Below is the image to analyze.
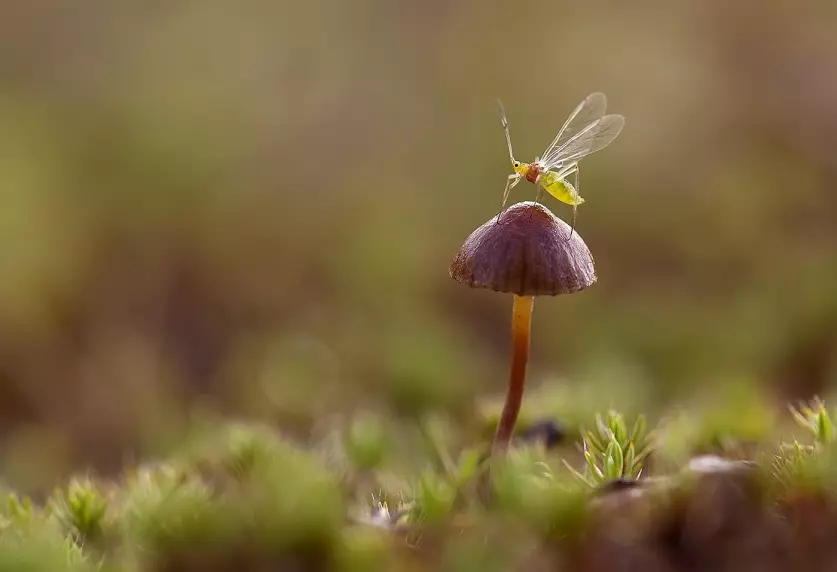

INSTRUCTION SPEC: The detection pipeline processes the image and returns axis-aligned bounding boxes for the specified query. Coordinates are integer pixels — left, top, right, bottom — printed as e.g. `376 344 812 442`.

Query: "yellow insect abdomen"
540 171 584 206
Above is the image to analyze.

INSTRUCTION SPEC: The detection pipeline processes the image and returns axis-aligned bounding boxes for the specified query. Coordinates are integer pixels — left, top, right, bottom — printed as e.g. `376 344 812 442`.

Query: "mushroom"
449 201 596 455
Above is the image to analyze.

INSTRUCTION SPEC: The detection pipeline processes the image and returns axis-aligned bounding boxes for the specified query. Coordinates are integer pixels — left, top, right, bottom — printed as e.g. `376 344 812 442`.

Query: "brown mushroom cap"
449 201 596 296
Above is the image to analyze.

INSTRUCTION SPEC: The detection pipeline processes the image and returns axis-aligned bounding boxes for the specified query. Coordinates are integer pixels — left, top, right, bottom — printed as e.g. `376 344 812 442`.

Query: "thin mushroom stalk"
492 294 534 454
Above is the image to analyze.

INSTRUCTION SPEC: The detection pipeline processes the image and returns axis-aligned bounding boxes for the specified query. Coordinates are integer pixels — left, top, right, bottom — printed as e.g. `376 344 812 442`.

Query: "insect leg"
554 161 577 178
558 165 579 241
496 174 521 222
534 183 544 205
568 166 580 240
501 174 520 210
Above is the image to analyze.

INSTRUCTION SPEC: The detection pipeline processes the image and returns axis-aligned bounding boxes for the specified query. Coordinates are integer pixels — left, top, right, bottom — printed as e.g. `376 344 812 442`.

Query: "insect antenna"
496 99 516 166
495 100 520 223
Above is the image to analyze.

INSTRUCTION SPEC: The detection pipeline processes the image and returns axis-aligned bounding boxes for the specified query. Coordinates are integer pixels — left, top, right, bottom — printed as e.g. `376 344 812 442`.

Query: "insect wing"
539 92 607 162
542 114 624 168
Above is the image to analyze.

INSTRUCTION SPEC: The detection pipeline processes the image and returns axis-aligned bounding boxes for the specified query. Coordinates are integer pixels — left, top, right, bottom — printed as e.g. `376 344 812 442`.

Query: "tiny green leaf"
595 414 609 440
586 429 605 453
584 448 599 476
789 405 810 431
632 414 647 442
816 409 833 444
624 442 636 477
455 447 483 485
610 437 624 478
604 454 618 480
611 415 628 446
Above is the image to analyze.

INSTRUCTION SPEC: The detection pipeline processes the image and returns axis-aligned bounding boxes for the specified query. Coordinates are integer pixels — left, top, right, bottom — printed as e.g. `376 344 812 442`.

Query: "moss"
7 405 837 571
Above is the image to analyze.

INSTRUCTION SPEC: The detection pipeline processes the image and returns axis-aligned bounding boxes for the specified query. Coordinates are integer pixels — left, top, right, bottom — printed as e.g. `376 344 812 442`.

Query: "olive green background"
2 0 837 489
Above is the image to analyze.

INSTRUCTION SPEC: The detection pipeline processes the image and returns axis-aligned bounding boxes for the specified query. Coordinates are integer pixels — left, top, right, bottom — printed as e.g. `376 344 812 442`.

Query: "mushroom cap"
449 201 596 296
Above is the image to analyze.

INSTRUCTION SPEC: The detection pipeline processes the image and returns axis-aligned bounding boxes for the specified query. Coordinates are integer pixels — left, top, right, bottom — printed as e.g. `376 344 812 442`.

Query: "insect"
496 92 625 236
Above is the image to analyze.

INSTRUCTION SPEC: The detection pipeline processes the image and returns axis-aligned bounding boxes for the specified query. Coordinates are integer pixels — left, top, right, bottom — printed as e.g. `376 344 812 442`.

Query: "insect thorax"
524 162 544 184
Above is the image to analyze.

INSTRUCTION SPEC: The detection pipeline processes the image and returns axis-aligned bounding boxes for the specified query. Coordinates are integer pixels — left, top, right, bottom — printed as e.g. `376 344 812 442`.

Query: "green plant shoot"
565 411 652 487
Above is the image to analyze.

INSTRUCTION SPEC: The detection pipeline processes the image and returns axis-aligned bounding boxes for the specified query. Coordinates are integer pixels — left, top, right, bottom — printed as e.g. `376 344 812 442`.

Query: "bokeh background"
2 0 837 491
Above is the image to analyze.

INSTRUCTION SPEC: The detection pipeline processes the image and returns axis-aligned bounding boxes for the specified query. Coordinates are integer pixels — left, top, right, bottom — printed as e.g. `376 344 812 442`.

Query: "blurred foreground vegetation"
1 398 837 571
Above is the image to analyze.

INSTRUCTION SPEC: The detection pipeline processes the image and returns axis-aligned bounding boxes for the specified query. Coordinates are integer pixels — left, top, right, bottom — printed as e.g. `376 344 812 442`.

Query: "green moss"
47 477 110 547
344 412 392 472
7 406 837 571
492 446 590 541
334 526 397 572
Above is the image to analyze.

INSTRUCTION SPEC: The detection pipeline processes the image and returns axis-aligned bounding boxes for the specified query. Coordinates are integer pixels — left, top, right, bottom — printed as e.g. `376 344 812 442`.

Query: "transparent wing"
542 114 624 168
538 92 608 161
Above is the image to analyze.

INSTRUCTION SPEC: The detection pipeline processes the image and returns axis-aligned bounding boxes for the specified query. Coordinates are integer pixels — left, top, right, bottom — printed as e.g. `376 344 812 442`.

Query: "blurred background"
1 0 837 491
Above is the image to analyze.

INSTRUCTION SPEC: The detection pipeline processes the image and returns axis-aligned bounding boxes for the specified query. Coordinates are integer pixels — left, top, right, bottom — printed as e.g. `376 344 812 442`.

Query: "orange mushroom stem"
492 294 534 453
